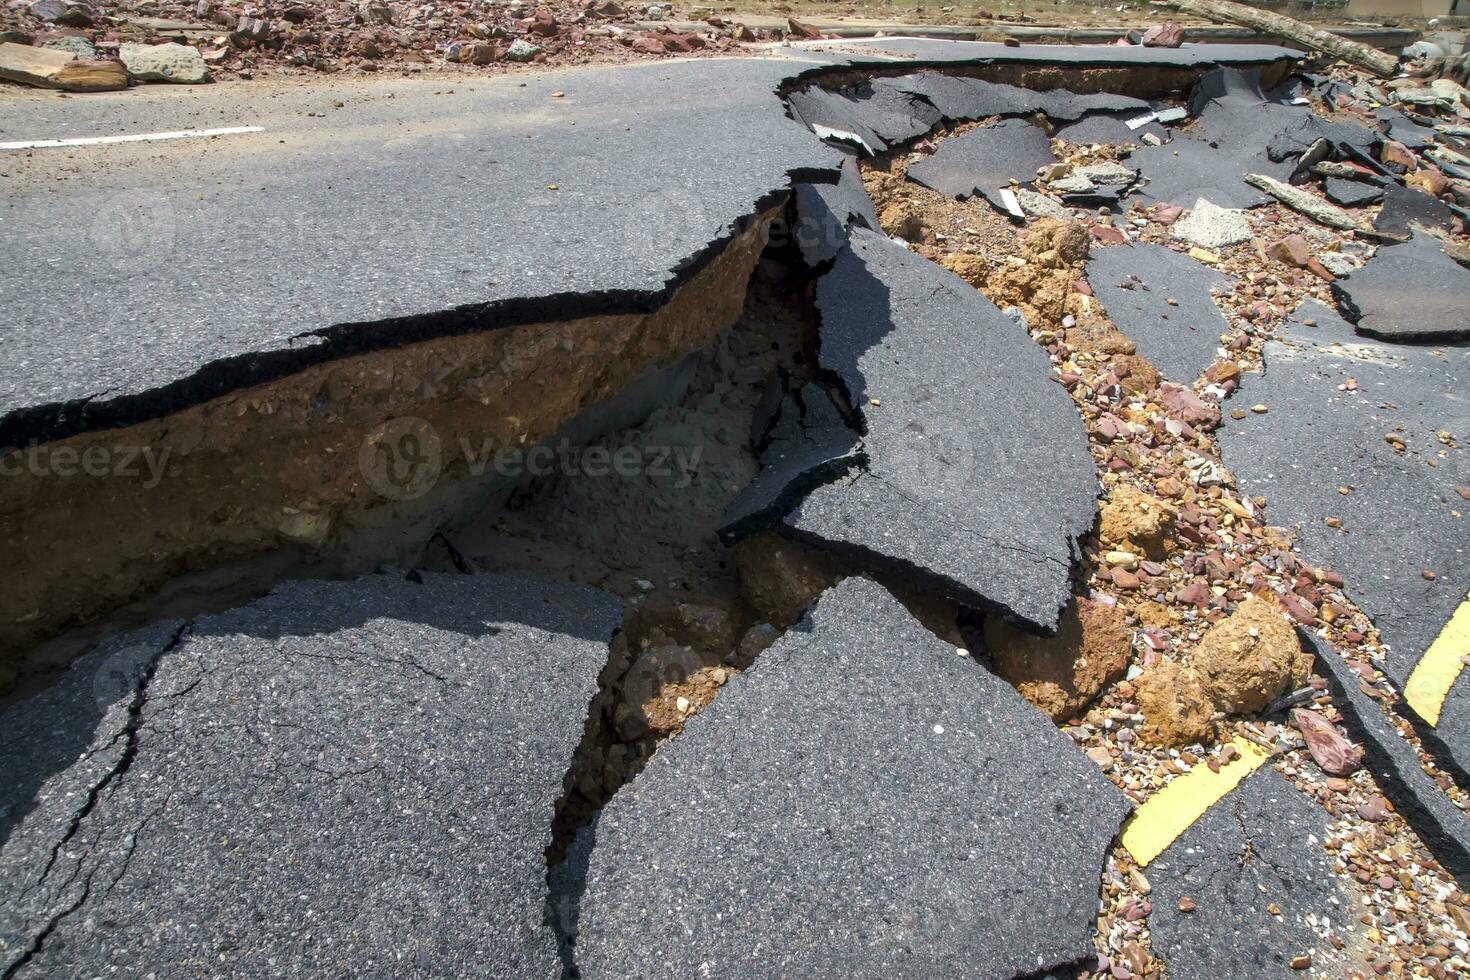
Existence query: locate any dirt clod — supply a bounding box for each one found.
[985,595,1132,722]
[1191,594,1313,715]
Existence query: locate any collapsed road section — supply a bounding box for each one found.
[6,31,1470,980]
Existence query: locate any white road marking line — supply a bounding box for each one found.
[0,126,264,151]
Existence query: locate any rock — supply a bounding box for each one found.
[28,0,93,28]
[529,10,559,36]
[1141,21,1185,47]
[985,595,1133,722]
[119,42,210,84]
[1158,381,1222,430]
[1135,661,1215,746]
[1098,487,1177,560]
[1268,233,1312,268]
[1112,353,1160,396]
[1291,707,1363,776]
[52,58,128,92]
[503,38,540,61]
[0,40,74,88]
[450,41,501,64]
[231,15,271,44]
[1076,161,1138,186]
[786,17,821,39]
[1170,199,1251,251]
[38,34,95,59]
[1191,594,1312,715]
[1244,173,1365,231]
[1315,252,1357,277]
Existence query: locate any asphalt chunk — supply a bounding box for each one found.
[879,71,1147,123]
[906,118,1056,214]
[1333,233,1470,340]
[1215,301,1468,741]
[1307,631,1470,882]
[1148,767,1350,979]
[791,150,882,268]
[726,228,1097,633]
[1086,242,1233,383]
[0,573,621,979]
[788,84,889,154]
[1054,108,1168,145]
[1322,177,1385,208]
[574,577,1131,980]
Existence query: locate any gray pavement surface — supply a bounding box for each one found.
[877,71,1147,123]
[574,576,1130,980]
[1148,767,1350,979]
[906,117,1055,213]
[1308,631,1470,882]
[1054,109,1169,145]
[1334,233,1470,340]
[1086,242,1232,382]
[731,227,1097,632]
[1215,301,1468,718]
[0,572,620,978]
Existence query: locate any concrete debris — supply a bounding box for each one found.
[1170,198,1252,251]
[118,40,209,83]
[1244,172,1366,230]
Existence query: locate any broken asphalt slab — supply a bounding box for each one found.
[874,71,1147,124]
[573,576,1130,979]
[724,227,1098,632]
[1147,767,1351,979]
[0,572,620,977]
[1334,233,1470,340]
[1,42,1302,448]
[1214,301,1468,729]
[906,117,1055,213]
[1307,631,1470,883]
[791,150,881,268]
[1086,242,1232,383]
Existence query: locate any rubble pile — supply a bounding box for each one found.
[0,0,771,87]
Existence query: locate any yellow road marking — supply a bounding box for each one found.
[1120,737,1271,868]
[1404,595,1470,726]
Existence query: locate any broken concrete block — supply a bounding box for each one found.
[726,228,1098,633]
[575,577,1130,978]
[0,40,74,88]
[119,41,210,84]
[1245,172,1366,231]
[1170,198,1251,251]
[906,118,1056,215]
[0,573,619,978]
[1086,242,1232,383]
[1148,768,1353,977]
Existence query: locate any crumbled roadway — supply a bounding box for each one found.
[0,573,620,978]
[1215,302,1470,778]
[1086,242,1233,383]
[0,41,1303,449]
[1309,632,1470,883]
[572,577,1130,979]
[1146,768,1351,978]
[724,227,1099,633]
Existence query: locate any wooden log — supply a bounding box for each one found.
[1154,0,1399,78]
